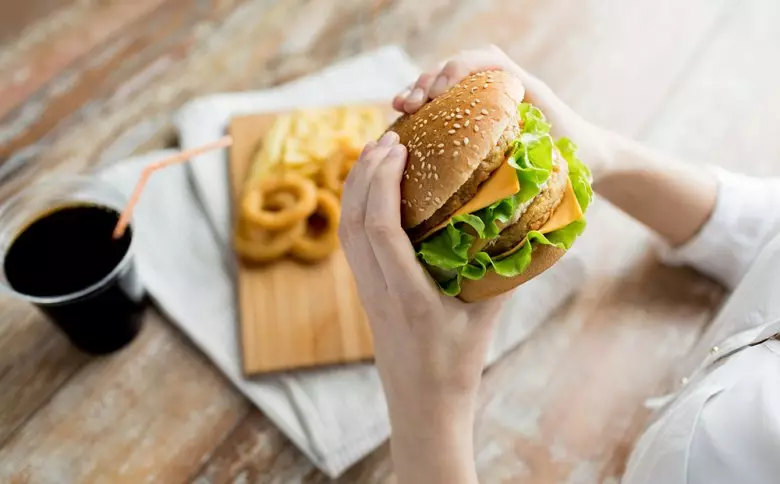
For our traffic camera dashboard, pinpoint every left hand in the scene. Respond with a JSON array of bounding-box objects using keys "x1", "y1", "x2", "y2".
[{"x1": 339, "y1": 130, "x2": 507, "y2": 483}]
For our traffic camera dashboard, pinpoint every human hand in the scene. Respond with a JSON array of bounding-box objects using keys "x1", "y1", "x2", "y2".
[
  {"x1": 339, "y1": 130, "x2": 507, "y2": 483},
  {"x1": 394, "y1": 45, "x2": 617, "y2": 179}
]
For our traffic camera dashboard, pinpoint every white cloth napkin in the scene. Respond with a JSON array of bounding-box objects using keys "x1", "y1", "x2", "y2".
[{"x1": 99, "y1": 46, "x2": 586, "y2": 478}]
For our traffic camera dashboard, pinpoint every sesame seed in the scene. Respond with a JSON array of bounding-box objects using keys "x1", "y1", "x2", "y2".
[
  {"x1": 419, "y1": 184, "x2": 423, "y2": 189},
  {"x1": 464, "y1": 109, "x2": 471, "y2": 114},
  {"x1": 470, "y1": 101, "x2": 476, "y2": 107},
  {"x1": 483, "y1": 83, "x2": 488, "y2": 88},
  {"x1": 437, "y1": 143, "x2": 444, "y2": 148},
  {"x1": 474, "y1": 125, "x2": 480, "y2": 132},
  {"x1": 405, "y1": 174, "x2": 409, "y2": 179},
  {"x1": 456, "y1": 108, "x2": 460, "y2": 113},
  {"x1": 481, "y1": 109, "x2": 488, "y2": 115},
  {"x1": 463, "y1": 137, "x2": 469, "y2": 145},
  {"x1": 438, "y1": 149, "x2": 445, "y2": 154},
  {"x1": 444, "y1": 121, "x2": 449, "y2": 126},
  {"x1": 453, "y1": 151, "x2": 459, "y2": 157},
  {"x1": 453, "y1": 123, "x2": 461, "y2": 128},
  {"x1": 475, "y1": 99, "x2": 481, "y2": 104},
  {"x1": 432, "y1": 165, "x2": 437, "y2": 171},
  {"x1": 445, "y1": 115, "x2": 452, "y2": 121},
  {"x1": 471, "y1": 87, "x2": 477, "y2": 93},
  {"x1": 432, "y1": 115, "x2": 439, "y2": 120},
  {"x1": 413, "y1": 177, "x2": 418, "y2": 182},
  {"x1": 464, "y1": 120, "x2": 470, "y2": 127},
  {"x1": 419, "y1": 208, "x2": 424, "y2": 212},
  {"x1": 428, "y1": 173, "x2": 433, "y2": 179},
  {"x1": 453, "y1": 140, "x2": 461, "y2": 146},
  {"x1": 448, "y1": 129, "x2": 456, "y2": 134},
  {"x1": 455, "y1": 114, "x2": 463, "y2": 119},
  {"x1": 427, "y1": 191, "x2": 432, "y2": 196}
]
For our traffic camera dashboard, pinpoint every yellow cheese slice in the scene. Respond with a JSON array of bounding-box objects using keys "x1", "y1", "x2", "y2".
[
  {"x1": 493, "y1": 178, "x2": 582, "y2": 259},
  {"x1": 415, "y1": 161, "x2": 520, "y2": 241},
  {"x1": 537, "y1": 178, "x2": 583, "y2": 234}
]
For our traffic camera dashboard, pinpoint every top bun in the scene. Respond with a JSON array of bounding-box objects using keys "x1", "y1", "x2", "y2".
[{"x1": 389, "y1": 70, "x2": 525, "y2": 229}]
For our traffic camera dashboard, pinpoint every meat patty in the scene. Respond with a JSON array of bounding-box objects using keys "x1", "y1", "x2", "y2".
[
  {"x1": 485, "y1": 148, "x2": 570, "y2": 256},
  {"x1": 408, "y1": 123, "x2": 521, "y2": 242}
]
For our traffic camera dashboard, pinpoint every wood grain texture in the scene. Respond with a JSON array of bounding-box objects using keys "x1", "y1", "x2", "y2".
[
  {"x1": 0, "y1": 309, "x2": 249, "y2": 484},
  {"x1": 228, "y1": 114, "x2": 373, "y2": 374},
  {"x1": 2, "y1": 0, "x2": 776, "y2": 482},
  {"x1": 0, "y1": 298, "x2": 88, "y2": 444}
]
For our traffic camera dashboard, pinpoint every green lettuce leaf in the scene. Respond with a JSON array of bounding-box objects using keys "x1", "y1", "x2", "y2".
[
  {"x1": 415, "y1": 103, "x2": 593, "y2": 296},
  {"x1": 417, "y1": 102, "x2": 555, "y2": 267},
  {"x1": 556, "y1": 137, "x2": 593, "y2": 213}
]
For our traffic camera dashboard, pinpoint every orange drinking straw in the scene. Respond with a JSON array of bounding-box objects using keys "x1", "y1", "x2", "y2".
[{"x1": 112, "y1": 135, "x2": 234, "y2": 239}]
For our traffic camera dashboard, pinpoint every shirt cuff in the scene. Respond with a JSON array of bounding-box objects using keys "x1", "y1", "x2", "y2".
[{"x1": 653, "y1": 166, "x2": 776, "y2": 289}]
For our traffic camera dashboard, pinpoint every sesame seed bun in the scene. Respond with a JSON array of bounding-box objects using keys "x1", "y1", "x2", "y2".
[
  {"x1": 389, "y1": 70, "x2": 577, "y2": 302},
  {"x1": 390, "y1": 70, "x2": 525, "y2": 230}
]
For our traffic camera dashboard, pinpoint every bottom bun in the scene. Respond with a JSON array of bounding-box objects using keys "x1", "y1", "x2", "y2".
[{"x1": 457, "y1": 245, "x2": 566, "y2": 302}]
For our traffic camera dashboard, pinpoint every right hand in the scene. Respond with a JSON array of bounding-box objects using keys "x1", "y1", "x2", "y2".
[{"x1": 393, "y1": 45, "x2": 616, "y2": 179}]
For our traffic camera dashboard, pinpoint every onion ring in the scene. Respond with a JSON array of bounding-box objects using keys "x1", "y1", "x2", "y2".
[
  {"x1": 290, "y1": 189, "x2": 341, "y2": 262},
  {"x1": 241, "y1": 173, "x2": 317, "y2": 230},
  {"x1": 234, "y1": 218, "x2": 306, "y2": 264}
]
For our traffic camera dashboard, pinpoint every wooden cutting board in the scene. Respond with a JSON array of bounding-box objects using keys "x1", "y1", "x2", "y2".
[{"x1": 228, "y1": 108, "x2": 394, "y2": 376}]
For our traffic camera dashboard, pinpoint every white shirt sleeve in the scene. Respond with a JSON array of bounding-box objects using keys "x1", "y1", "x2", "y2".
[{"x1": 653, "y1": 167, "x2": 780, "y2": 290}]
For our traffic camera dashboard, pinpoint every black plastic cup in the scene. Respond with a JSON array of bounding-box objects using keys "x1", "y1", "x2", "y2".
[{"x1": 0, "y1": 177, "x2": 146, "y2": 355}]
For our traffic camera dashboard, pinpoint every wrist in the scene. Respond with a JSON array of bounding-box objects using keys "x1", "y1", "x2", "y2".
[
  {"x1": 388, "y1": 397, "x2": 478, "y2": 484},
  {"x1": 581, "y1": 123, "x2": 623, "y2": 181}
]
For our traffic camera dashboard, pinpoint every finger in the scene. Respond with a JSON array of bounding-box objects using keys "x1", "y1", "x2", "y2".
[
  {"x1": 340, "y1": 133, "x2": 398, "y2": 296},
  {"x1": 392, "y1": 85, "x2": 413, "y2": 112},
  {"x1": 364, "y1": 141, "x2": 439, "y2": 299},
  {"x1": 402, "y1": 72, "x2": 437, "y2": 114},
  {"x1": 392, "y1": 57, "x2": 447, "y2": 112},
  {"x1": 429, "y1": 46, "x2": 513, "y2": 98},
  {"x1": 341, "y1": 133, "x2": 397, "y2": 242}
]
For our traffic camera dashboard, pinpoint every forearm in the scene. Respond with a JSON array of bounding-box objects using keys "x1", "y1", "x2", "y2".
[
  {"x1": 388, "y1": 397, "x2": 479, "y2": 484},
  {"x1": 593, "y1": 129, "x2": 718, "y2": 247}
]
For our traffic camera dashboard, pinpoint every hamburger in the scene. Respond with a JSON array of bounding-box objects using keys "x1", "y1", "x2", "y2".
[{"x1": 389, "y1": 70, "x2": 592, "y2": 302}]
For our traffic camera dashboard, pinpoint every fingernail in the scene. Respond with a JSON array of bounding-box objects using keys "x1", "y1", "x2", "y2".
[
  {"x1": 396, "y1": 87, "x2": 412, "y2": 100},
  {"x1": 431, "y1": 75, "x2": 448, "y2": 95},
  {"x1": 378, "y1": 131, "x2": 397, "y2": 146},
  {"x1": 407, "y1": 87, "x2": 424, "y2": 104},
  {"x1": 389, "y1": 144, "x2": 406, "y2": 157}
]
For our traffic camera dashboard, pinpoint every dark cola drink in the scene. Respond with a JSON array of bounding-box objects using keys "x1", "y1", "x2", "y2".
[{"x1": 0, "y1": 179, "x2": 145, "y2": 355}]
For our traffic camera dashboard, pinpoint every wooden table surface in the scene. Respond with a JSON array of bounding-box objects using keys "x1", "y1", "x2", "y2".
[{"x1": 2, "y1": 1, "x2": 779, "y2": 482}]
